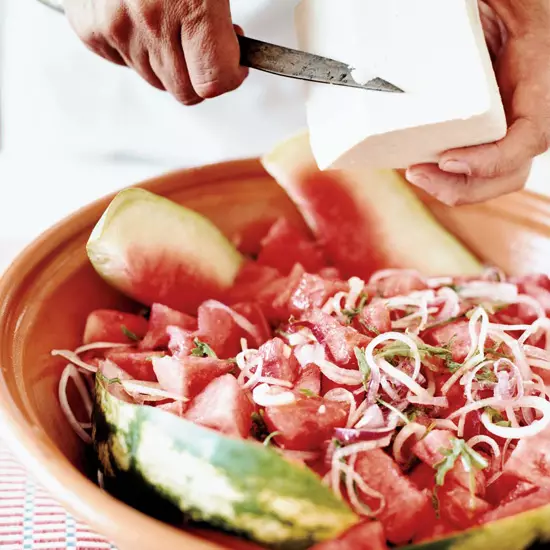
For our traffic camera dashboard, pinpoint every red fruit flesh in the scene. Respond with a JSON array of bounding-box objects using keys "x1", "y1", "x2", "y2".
[
  {"x1": 264, "y1": 397, "x2": 348, "y2": 451},
  {"x1": 258, "y1": 218, "x2": 326, "y2": 275},
  {"x1": 355, "y1": 449, "x2": 430, "y2": 544},
  {"x1": 83, "y1": 310, "x2": 149, "y2": 345},
  {"x1": 185, "y1": 374, "x2": 254, "y2": 438},
  {"x1": 310, "y1": 521, "x2": 388, "y2": 550},
  {"x1": 139, "y1": 303, "x2": 197, "y2": 350},
  {"x1": 152, "y1": 355, "x2": 233, "y2": 400},
  {"x1": 104, "y1": 350, "x2": 164, "y2": 381}
]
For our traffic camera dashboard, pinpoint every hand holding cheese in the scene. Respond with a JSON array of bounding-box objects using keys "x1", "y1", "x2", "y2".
[
  {"x1": 63, "y1": 0, "x2": 248, "y2": 105},
  {"x1": 406, "y1": 0, "x2": 550, "y2": 205},
  {"x1": 296, "y1": 0, "x2": 550, "y2": 205}
]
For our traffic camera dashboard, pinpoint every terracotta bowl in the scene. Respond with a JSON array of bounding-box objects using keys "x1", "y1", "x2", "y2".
[{"x1": 1, "y1": 158, "x2": 550, "y2": 550}]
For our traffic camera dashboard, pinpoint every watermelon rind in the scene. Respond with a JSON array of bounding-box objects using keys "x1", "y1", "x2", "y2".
[
  {"x1": 401, "y1": 503, "x2": 550, "y2": 550},
  {"x1": 86, "y1": 188, "x2": 243, "y2": 312},
  {"x1": 93, "y1": 376, "x2": 359, "y2": 549}
]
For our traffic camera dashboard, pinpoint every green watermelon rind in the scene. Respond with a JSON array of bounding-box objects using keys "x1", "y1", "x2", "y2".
[
  {"x1": 402, "y1": 503, "x2": 550, "y2": 550},
  {"x1": 93, "y1": 377, "x2": 359, "y2": 550}
]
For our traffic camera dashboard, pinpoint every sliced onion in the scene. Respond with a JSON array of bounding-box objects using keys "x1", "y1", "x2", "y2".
[
  {"x1": 449, "y1": 396, "x2": 550, "y2": 439},
  {"x1": 343, "y1": 454, "x2": 385, "y2": 517},
  {"x1": 458, "y1": 282, "x2": 518, "y2": 303},
  {"x1": 467, "y1": 435, "x2": 501, "y2": 459},
  {"x1": 252, "y1": 383, "x2": 296, "y2": 407},
  {"x1": 51, "y1": 349, "x2": 98, "y2": 373},
  {"x1": 324, "y1": 388, "x2": 357, "y2": 428},
  {"x1": 368, "y1": 269, "x2": 424, "y2": 286},
  {"x1": 294, "y1": 343, "x2": 326, "y2": 369},
  {"x1": 433, "y1": 286, "x2": 461, "y2": 321},
  {"x1": 74, "y1": 342, "x2": 132, "y2": 354},
  {"x1": 408, "y1": 394, "x2": 449, "y2": 408},
  {"x1": 393, "y1": 422, "x2": 427, "y2": 464},
  {"x1": 334, "y1": 427, "x2": 394, "y2": 445},
  {"x1": 121, "y1": 380, "x2": 188, "y2": 402},
  {"x1": 58, "y1": 364, "x2": 92, "y2": 444},
  {"x1": 316, "y1": 358, "x2": 363, "y2": 386},
  {"x1": 353, "y1": 404, "x2": 385, "y2": 430},
  {"x1": 345, "y1": 277, "x2": 365, "y2": 310}
]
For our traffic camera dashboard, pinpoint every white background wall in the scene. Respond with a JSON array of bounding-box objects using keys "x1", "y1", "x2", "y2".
[{"x1": 0, "y1": 0, "x2": 549, "y2": 274}]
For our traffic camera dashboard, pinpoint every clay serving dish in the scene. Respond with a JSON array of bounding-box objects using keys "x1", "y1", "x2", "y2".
[{"x1": 1, "y1": 158, "x2": 550, "y2": 550}]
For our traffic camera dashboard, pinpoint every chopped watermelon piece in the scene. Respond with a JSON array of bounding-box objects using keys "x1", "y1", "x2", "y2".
[
  {"x1": 412, "y1": 430, "x2": 486, "y2": 495},
  {"x1": 257, "y1": 337, "x2": 298, "y2": 384},
  {"x1": 83, "y1": 310, "x2": 149, "y2": 345},
  {"x1": 515, "y1": 274, "x2": 550, "y2": 314},
  {"x1": 227, "y1": 262, "x2": 282, "y2": 306},
  {"x1": 413, "y1": 516, "x2": 457, "y2": 545},
  {"x1": 195, "y1": 301, "x2": 251, "y2": 359},
  {"x1": 104, "y1": 350, "x2": 164, "y2": 381},
  {"x1": 257, "y1": 218, "x2": 326, "y2": 275},
  {"x1": 152, "y1": 355, "x2": 233, "y2": 399},
  {"x1": 438, "y1": 484, "x2": 492, "y2": 529},
  {"x1": 367, "y1": 272, "x2": 427, "y2": 299},
  {"x1": 295, "y1": 363, "x2": 322, "y2": 396},
  {"x1": 156, "y1": 400, "x2": 186, "y2": 417},
  {"x1": 309, "y1": 521, "x2": 388, "y2": 550},
  {"x1": 185, "y1": 374, "x2": 254, "y2": 438},
  {"x1": 357, "y1": 302, "x2": 391, "y2": 336},
  {"x1": 302, "y1": 308, "x2": 371, "y2": 367},
  {"x1": 230, "y1": 302, "x2": 272, "y2": 345},
  {"x1": 139, "y1": 303, "x2": 197, "y2": 350},
  {"x1": 422, "y1": 321, "x2": 472, "y2": 363},
  {"x1": 489, "y1": 477, "x2": 538, "y2": 506},
  {"x1": 503, "y1": 429, "x2": 550, "y2": 489},
  {"x1": 479, "y1": 488, "x2": 550, "y2": 525},
  {"x1": 166, "y1": 326, "x2": 195, "y2": 356},
  {"x1": 286, "y1": 272, "x2": 347, "y2": 317},
  {"x1": 263, "y1": 396, "x2": 348, "y2": 451},
  {"x1": 355, "y1": 449, "x2": 430, "y2": 544}
]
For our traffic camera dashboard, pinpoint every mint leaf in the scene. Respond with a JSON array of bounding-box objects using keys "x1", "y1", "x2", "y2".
[
  {"x1": 121, "y1": 325, "x2": 139, "y2": 342},
  {"x1": 191, "y1": 338, "x2": 217, "y2": 358}
]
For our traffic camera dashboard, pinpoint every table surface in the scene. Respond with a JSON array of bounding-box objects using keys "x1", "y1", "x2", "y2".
[{"x1": 1, "y1": 151, "x2": 550, "y2": 549}]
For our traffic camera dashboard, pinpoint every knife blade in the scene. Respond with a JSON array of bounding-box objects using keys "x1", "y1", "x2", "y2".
[{"x1": 238, "y1": 35, "x2": 404, "y2": 94}]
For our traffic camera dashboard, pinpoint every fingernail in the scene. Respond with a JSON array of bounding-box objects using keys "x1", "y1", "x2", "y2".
[
  {"x1": 406, "y1": 170, "x2": 431, "y2": 190},
  {"x1": 440, "y1": 160, "x2": 472, "y2": 175}
]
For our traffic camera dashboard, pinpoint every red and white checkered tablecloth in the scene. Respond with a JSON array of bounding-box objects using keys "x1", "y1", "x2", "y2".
[{"x1": 0, "y1": 443, "x2": 115, "y2": 550}]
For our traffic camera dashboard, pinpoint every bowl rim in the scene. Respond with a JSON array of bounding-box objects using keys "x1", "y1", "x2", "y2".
[
  {"x1": 0, "y1": 158, "x2": 267, "y2": 550},
  {"x1": 1, "y1": 156, "x2": 550, "y2": 549}
]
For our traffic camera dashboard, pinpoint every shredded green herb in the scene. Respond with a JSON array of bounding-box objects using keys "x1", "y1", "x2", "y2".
[
  {"x1": 263, "y1": 431, "x2": 281, "y2": 447},
  {"x1": 375, "y1": 341, "x2": 452, "y2": 363},
  {"x1": 354, "y1": 347, "x2": 371, "y2": 391},
  {"x1": 377, "y1": 398, "x2": 410, "y2": 424},
  {"x1": 299, "y1": 388, "x2": 319, "y2": 398},
  {"x1": 485, "y1": 407, "x2": 512, "y2": 427},
  {"x1": 191, "y1": 338, "x2": 218, "y2": 358},
  {"x1": 434, "y1": 438, "x2": 489, "y2": 493},
  {"x1": 426, "y1": 316, "x2": 462, "y2": 330},
  {"x1": 476, "y1": 367, "x2": 498, "y2": 383},
  {"x1": 342, "y1": 293, "x2": 368, "y2": 323},
  {"x1": 121, "y1": 325, "x2": 140, "y2": 342}
]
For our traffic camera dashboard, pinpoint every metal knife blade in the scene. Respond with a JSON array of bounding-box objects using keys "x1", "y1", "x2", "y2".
[{"x1": 238, "y1": 35, "x2": 404, "y2": 94}]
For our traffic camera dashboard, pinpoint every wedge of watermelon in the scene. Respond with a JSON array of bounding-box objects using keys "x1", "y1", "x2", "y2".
[
  {"x1": 261, "y1": 133, "x2": 482, "y2": 279},
  {"x1": 87, "y1": 188, "x2": 243, "y2": 314}
]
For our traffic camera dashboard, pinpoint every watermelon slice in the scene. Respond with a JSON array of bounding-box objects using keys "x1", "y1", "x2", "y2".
[
  {"x1": 139, "y1": 303, "x2": 197, "y2": 350},
  {"x1": 87, "y1": 188, "x2": 243, "y2": 314},
  {"x1": 261, "y1": 132, "x2": 482, "y2": 279},
  {"x1": 83, "y1": 309, "x2": 149, "y2": 344},
  {"x1": 184, "y1": 374, "x2": 254, "y2": 438},
  {"x1": 257, "y1": 337, "x2": 299, "y2": 384}
]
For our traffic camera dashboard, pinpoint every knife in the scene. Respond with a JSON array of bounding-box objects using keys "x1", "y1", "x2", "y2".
[
  {"x1": 37, "y1": 0, "x2": 403, "y2": 94},
  {"x1": 238, "y1": 35, "x2": 404, "y2": 94}
]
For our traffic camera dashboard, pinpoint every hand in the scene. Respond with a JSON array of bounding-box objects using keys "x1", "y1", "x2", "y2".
[
  {"x1": 64, "y1": 0, "x2": 248, "y2": 105},
  {"x1": 406, "y1": 0, "x2": 550, "y2": 206}
]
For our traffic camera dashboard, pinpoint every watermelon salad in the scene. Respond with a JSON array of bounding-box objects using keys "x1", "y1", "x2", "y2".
[{"x1": 53, "y1": 214, "x2": 550, "y2": 549}]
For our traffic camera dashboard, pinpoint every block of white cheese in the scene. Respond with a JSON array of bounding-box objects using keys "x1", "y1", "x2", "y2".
[{"x1": 294, "y1": 0, "x2": 507, "y2": 170}]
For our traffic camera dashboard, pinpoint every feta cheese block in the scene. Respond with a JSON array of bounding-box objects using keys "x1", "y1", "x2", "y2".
[{"x1": 295, "y1": 0, "x2": 507, "y2": 170}]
